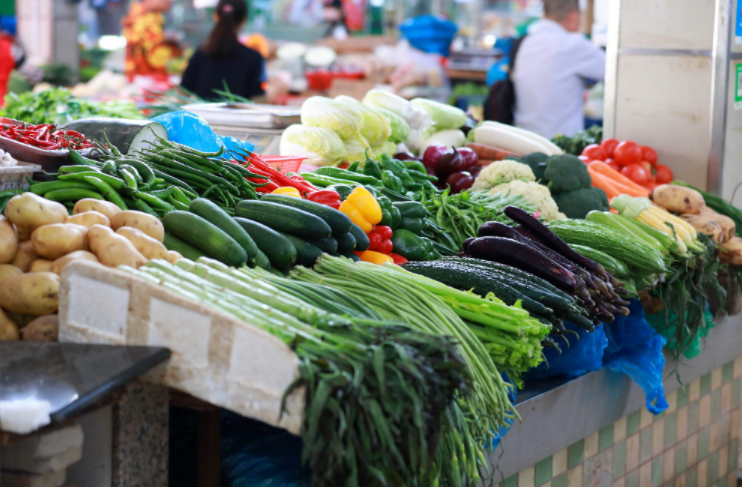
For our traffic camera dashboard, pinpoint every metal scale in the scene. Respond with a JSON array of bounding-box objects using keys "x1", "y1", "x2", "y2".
[{"x1": 181, "y1": 103, "x2": 301, "y2": 154}]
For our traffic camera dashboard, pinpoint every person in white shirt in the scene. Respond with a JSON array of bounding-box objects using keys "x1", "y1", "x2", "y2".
[{"x1": 512, "y1": 0, "x2": 606, "y2": 139}]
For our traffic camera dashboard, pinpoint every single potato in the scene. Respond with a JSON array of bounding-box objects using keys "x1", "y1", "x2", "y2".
[
  {"x1": 4, "y1": 192, "x2": 67, "y2": 231},
  {"x1": 10, "y1": 241, "x2": 38, "y2": 272},
  {"x1": 66, "y1": 211, "x2": 111, "y2": 229},
  {"x1": 29, "y1": 259, "x2": 54, "y2": 273},
  {"x1": 31, "y1": 223, "x2": 89, "y2": 260},
  {"x1": 21, "y1": 315, "x2": 58, "y2": 342},
  {"x1": 0, "y1": 215, "x2": 17, "y2": 264},
  {"x1": 720, "y1": 237, "x2": 742, "y2": 266},
  {"x1": 167, "y1": 250, "x2": 183, "y2": 264},
  {"x1": 0, "y1": 272, "x2": 60, "y2": 315},
  {"x1": 116, "y1": 226, "x2": 168, "y2": 260},
  {"x1": 651, "y1": 185, "x2": 706, "y2": 214},
  {"x1": 51, "y1": 250, "x2": 100, "y2": 275},
  {"x1": 681, "y1": 214, "x2": 724, "y2": 243},
  {"x1": 0, "y1": 264, "x2": 22, "y2": 284},
  {"x1": 0, "y1": 308, "x2": 19, "y2": 341},
  {"x1": 88, "y1": 225, "x2": 147, "y2": 268},
  {"x1": 110, "y1": 211, "x2": 164, "y2": 242},
  {"x1": 699, "y1": 206, "x2": 736, "y2": 242},
  {"x1": 73, "y1": 199, "x2": 122, "y2": 220}
]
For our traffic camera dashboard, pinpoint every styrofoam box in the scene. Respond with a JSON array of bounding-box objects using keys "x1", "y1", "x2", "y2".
[
  {"x1": 0, "y1": 162, "x2": 42, "y2": 191},
  {"x1": 58, "y1": 261, "x2": 305, "y2": 435}
]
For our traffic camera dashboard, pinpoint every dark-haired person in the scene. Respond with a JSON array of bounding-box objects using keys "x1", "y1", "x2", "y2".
[
  {"x1": 180, "y1": 0, "x2": 265, "y2": 101},
  {"x1": 511, "y1": 0, "x2": 605, "y2": 138}
]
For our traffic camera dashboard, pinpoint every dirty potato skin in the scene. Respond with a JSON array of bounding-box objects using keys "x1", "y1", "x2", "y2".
[
  {"x1": 680, "y1": 214, "x2": 724, "y2": 243},
  {"x1": 3, "y1": 193, "x2": 67, "y2": 231},
  {"x1": 651, "y1": 185, "x2": 705, "y2": 214},
  {"x1": 21, "y1": 315, "x2": 58, "y2": 342},
  {"x1": 0, "y1": 272, "x2": 60, "y2": 315},
  {"x1": 88, "y1": 225, "x2": 147, "y2": 268}
]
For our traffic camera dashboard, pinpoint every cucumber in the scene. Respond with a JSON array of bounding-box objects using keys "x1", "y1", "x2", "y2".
[
  {"x1": 568, "y1": 244, "x2": 629, "y2": 278},
  {"x1": 348, "y1": 223, "x2": 370, "y2": 251},
  {"x1": 280, "y1": 233, "x2": 323, "y2": 267},
  {"x1": 251, "y1": 249, "x2": 272, "y2": 270},
  {"x1": 340, "y1": 251, "x2": 361, "y2": 262},
  {"x1": 234, "y1": 217, "x2": 296, "y2": 270},
  {"x1": 235, "y1": 201, "x2": 332, "y2": 240},
  {"x1": 163, "y1": 211, "x2": 247, "y2": 267},
  {"x1": 307, "y1": 236, "x2": 338, "y2": 254},
  {"x1": 163, "y1": 233, "x2": 207, "y2": 261},
  {"x1": 61, "y1": 118, "x2": 168, "y2": 155},
  {"x1": 336, "y1": 232, "x2": 357, "y2": 252},
  {"x1": 260, "y1": 194, "x2": 352, "y2": 236},
  {"x1": 189, "y1": 198, "x2": 259, "y2": 260}
]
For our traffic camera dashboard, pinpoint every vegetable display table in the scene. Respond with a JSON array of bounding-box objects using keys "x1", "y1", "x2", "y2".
[{"x1": 491, "y1": 317, "x2": 742, "y2": 487}]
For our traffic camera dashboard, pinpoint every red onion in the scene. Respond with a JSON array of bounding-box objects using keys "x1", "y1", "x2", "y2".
[
  {"x1": 457, "y1": 147, "x2": 479, "y2": 169},
  {"x1": 393, "y1": 151, "x2": 420, "y2": 162},
  {"x1": 446, "y1": 171, "x2": 474, "y2": 194},
  {"x1": 422, "y1": 144, "x2": 448, "y2": 170},
  {"x1": 437, "y1": 147, "x2": 466, "y2": 178}
]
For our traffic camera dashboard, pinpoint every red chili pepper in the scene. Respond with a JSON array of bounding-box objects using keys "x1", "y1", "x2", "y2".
[
  {"x1": 389, "y1": 253, "x2": 408, "y2": 265},
  {"x1": 306, "y1": 189, "x2": 341, "y2": 209},
  {"x1": 249, "y1": 157, "x2": 317, "y2": 193}
]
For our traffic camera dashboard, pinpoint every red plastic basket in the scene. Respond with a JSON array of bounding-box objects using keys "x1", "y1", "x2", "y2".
[{"x1": 260, "y1": 155, "x2": 307, "y2": 175}]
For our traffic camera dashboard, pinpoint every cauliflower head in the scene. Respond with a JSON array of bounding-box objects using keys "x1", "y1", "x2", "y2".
[
  {"x1": 473, "y1": 160, "x2": 535, "y2": 191},
  {"x1": 489, "y1": 180, "x2": 566, "y2": 221}
]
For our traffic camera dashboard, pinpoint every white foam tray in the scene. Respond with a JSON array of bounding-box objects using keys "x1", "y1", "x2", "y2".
[{"x1": 58, "y1": 261, "x2": 305, "y2": 435}]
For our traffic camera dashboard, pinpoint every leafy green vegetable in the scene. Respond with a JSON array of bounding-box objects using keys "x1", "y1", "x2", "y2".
[
  {"x1": 1, "y1": 88, "x2": 143, "y2": 125},
  {"x1": 279, "y1": 124, "x2": 347, "y2": 167},
  {"x1": 551, "y1": 125, "x2": 603, "y2": 156}
]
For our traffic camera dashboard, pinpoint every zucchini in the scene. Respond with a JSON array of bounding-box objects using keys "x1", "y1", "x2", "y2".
[
  {"x1": 163, "y1": 211, "x2": 247, "y2": 267},
  {"x1": 233, "y1": 217, "x2": 296, "y2": 270},
  {"x1": 61, "y1": 118, "x2": 168, "y2": 155},
  {"x1": 336, "y1": 232, "x2": 357, "y2": 252},
  {"x1": 568, "y1": 244, "x2": 629, "y2": 278},
  {"x1": 280, "y1": 233, "x2": 323, "y2": 267},
  {"x1": 235, "y1": 201, "x2": 332, "y2": 240},
  {"x1": 348, "y1": 223, "x2": 370, "y2": 251},
  {"x1": 260, "y1": 194, "x2": 352, "y2": 236},
  {"x1": 252, "y1": 249, "x2": 272, "y2": 270},
  {"x1": 340, "y1": 251, "x2": 361, "y2": 262},
  {"x1": 163, "y1": 233, "x2": 207, "y2": 261},
  {"x1": 189, "y1": 198, "x2": 259, "y2": 260},
  {"x1": 307, "y1": 236, "x2": 338, "y2": 255},
  {"x1": 402, "y1": 261, "x2": 553, "y2": 317}
]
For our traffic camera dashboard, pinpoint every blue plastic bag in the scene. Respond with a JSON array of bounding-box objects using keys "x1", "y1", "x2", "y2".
[
  {"x1": 399, "y1": 15, "x2": 458, "y2": 57},
  {"x1": 603, "y1": 300, "x2": 668, "y2": 414},
  {"x1": 524, "y1": 321, "x2": 607, "y2": 382},
  {"x1": 151, "y1": 110, "x2": 254, "y2": 155}
]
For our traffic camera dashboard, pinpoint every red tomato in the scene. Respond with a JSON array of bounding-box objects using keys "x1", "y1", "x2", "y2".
[
  {"x1": 601, "y1": 138, "x2": 619, "y2": 158},
  {"x1": 368, "y1": 233, "x2": 382, "y2": 251},
  {"x1": 378, "y1": 239, "x2": 393, "y2": 255},
  {"x1": 641, "y1": 146, "x2": 658, "y2": 165},
  {"x1": 607, "y1": 159, "x2": 622, "y2": 172},
  {"x1": 578, "y1": 155, "x2": 590, "y2": 164},
  {"x1": 621, "y1": 163, "x2": 651, "y2": 185},
  {"x1": 654, "y1": 164, "x2": 673, "y2": 184},
  {"x1": 614, "y1": 141, "x2": 643, "y2": 166},
  {"x1": 639, "y1": 161, "x2": 653, "y2": 173},
  {"x1": 582, "y1": 144, "x2": 608, "y2": 161}
]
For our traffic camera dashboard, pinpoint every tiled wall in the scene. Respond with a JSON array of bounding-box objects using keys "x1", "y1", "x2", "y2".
[{"x1": 496, "y1": 358, "x2": 742, "y2": 487}]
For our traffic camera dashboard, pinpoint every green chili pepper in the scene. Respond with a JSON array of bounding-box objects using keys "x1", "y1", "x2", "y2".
[
  {"x1": 119, "y1": 164, "x2": 143, "y2": 184},
  {"x1": 171, "y1": 187, "x2": 192, "y2": 205},
  {"x1": 362, "y1": 160, "x2": 383, "y2": 180},
  {"x1": 381, "y1": 171, "x2": 404, "y2": 192},
  {"x1": 346, "y1": 159, "x2": 360, "y2": 172},
  {"x1": 134, "y1": 191, "x2": 175, "y2": 211},
  {"x1": 119, "y1": 167, "x2": 138, "y2": 191},
  {"x1": 69, "y1": 150, "x2": 99, "y2": 167},
  {"x1": 401, "y1": 159, "x2": 427, "y2": 174},
  {"x1": 379, "y1": 153, "x2": 407, "y2": 174},
  {"x1": 145, "y1": 186, "x2": 175, "y2": 199},
  {"x1": 132, "y1": 197, "x2": 158, "y2": 216},
  {"x1": 409, "y1": 170, "x2": 438, "y2": 182},
  {"x1": 58, "y1": 172, "x2": 126, "y2": 192},
  {"x1": 77, "y1": 175, "x2": 127, "y2": 210},
  {"x1": 314, "y1": 167, "x2": 381, "y2": 185},
  {"x1": 44, "y1": 188, "x2": 104, "y2": 202},
  {"x1": 29, "y1": 180, "x2": 97, "y2": 196},
  {"x1": 101, "y1": 160, "x2": 117, "y2": 175},
  {"x1": 59, "y1": 165, "x2": 102, "y2": 174}
]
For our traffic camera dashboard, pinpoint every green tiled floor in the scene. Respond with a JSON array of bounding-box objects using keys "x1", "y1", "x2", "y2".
[{"x1": 497, "y1": 359, "x2": 742, "y2": 487}]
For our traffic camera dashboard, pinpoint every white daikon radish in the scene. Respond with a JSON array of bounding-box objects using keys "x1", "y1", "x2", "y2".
[
  {"x1": 421, "y1": 129, "x2": 466, "y2": 153},
  {"x1": 473, "y1": 125, "x2": 552, "y2": 156},
  {"x1": 479, "y1": 121, "x2": 564, "y2": 155}
]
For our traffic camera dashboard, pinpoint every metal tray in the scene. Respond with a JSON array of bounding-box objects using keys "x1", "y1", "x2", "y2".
[
  {"x1": 181, "y1": 103, "x2": 301, "y2": 129},
  {"x1": 0, "y1": 118, "x2": 94, "y2": 172}
]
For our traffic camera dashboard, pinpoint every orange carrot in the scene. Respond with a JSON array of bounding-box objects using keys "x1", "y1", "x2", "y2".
[
  {"x1": 588, "y1": 169, "x2": 621, "y2": 200},
  {"x1": 589, "y1": 161, "x2": 651, "y2": 197}
]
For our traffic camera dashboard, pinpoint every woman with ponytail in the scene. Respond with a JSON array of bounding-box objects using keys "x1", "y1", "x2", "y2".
[{"x1": 180, "y1": 0, "x2": 265, "y2": 100}]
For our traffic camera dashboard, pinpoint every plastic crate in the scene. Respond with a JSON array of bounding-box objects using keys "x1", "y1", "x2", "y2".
[
  {"x1": 261, "y1": 156, "x2": 307, "y2": 175},
  {"x1": 0, "y1": 162, "x2": 42, "y2": 191}
]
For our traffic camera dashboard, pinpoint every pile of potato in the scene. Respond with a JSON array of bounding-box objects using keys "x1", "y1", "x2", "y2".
[
  {"x1": 0, "y1": 194, "x2": 181, "y2": 342},
  {"x1": 651, "y1": 184, "x2": 741, "y2": 264}
]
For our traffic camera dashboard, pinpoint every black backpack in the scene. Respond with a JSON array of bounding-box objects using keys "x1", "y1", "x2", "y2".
[{"x1": 484, "y1": 35, "x2": 527, "y2": 125}]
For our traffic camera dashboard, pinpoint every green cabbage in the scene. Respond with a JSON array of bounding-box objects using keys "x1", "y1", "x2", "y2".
[
  {"x1": 279, "y1": 124, "x2": 347, "y2": 167},
  {"x1": 370, "y1": 141, "x2": 397, "y2": 160},
  {"x1": 335, "y1": 95, "x2": 390, "y2": 147},
  {"x1": 343, "y1": 134, "x2": 370, "y2": 164},
  {"x1": 410, "y1": 98, "x2": 467, "y2": 131},
  {"x1": 362, "y1": 89, "x2": 431, "y2": 131},
  {"x1": 300, "y1": 96, "x2": 363, "y2": 140},
  {"x1": 370, "y1": 106, "x2": 410, "y2": 144}
]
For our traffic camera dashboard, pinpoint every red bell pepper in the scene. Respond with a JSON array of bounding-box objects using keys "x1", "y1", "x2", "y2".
[
  {"x1": 306, "y1": 189, "x2": 341, "y2": 209},
  {"x1": 390, "y1": 253, "x2": 408, "y2": 265},
  {"x1": 367, "y1": 225, "x2": 394, "y2": 256}
]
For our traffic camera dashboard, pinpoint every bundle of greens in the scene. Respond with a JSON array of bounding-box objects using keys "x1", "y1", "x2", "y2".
[
  {"x1": 123, "y1": 258, "x2": 472, "y2": 487},
  {"x1": 1, "y1": 88, "x2": 143, "y2": 125},
  {"x1": 551, "y1": 125, "x2": 603, "y2": 156}
]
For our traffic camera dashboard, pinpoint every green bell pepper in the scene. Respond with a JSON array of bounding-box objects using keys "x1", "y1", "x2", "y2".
[
  {"x1": 377, "y1": 196, "x2": 394, "y2": 227},
  {"x1": 398, "y1": 218, "x2": 424, "y2": 235},
  {"x1": 363, "y1": 160, "x2": 383, "y2": 180},
  {"x1": 391, "y1": 229, "x2": 431, "y2": 261},
  {"x1": 327, "y1": 184, "x2": 355, "y2": 201},
  {"x1": 393, "y1": 201, "x2": 426, "y2": 219},
  {"x1": 401, "y1": 159, "x2": 427, "y2": 174},
  {"x1": 381, "y1": 171, "x2": 404, "y2": 192},
  {"x1": 390, "y1": 206, "x2": 402, "y2": 229},
  {"x1": 346, "y1": 160, "x2": 360, "y2": 172}
]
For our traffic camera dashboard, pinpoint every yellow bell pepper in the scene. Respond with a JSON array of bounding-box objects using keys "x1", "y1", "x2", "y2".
[
  {"x1": 354, "y1": 250, "x2": 394, "y2": 265},
  {"x1": 272, "y1": 187, "x2": 302, "y2": 197},
  {"x1": 339, "y1": 187, "x2": 382, "y2": 233}
]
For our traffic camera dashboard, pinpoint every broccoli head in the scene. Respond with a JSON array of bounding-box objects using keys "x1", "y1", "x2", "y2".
[
  {"x1": 553, "y1": 187, "x2": 609, "y2": 219},
  {"x1": 520, "y1": 152, "x2": 548, "y2": 181},
  {"x1": 543, "y1": 155, "x2": 592, "y2": 194}
]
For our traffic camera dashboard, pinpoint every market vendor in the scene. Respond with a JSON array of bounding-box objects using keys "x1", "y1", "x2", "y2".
[
  {"x1": 511, "y1": 0, "x2": 606, "y2": 138},
  {"x1": 180, "y1": 0, "x2": 266, "y2": 101}
]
